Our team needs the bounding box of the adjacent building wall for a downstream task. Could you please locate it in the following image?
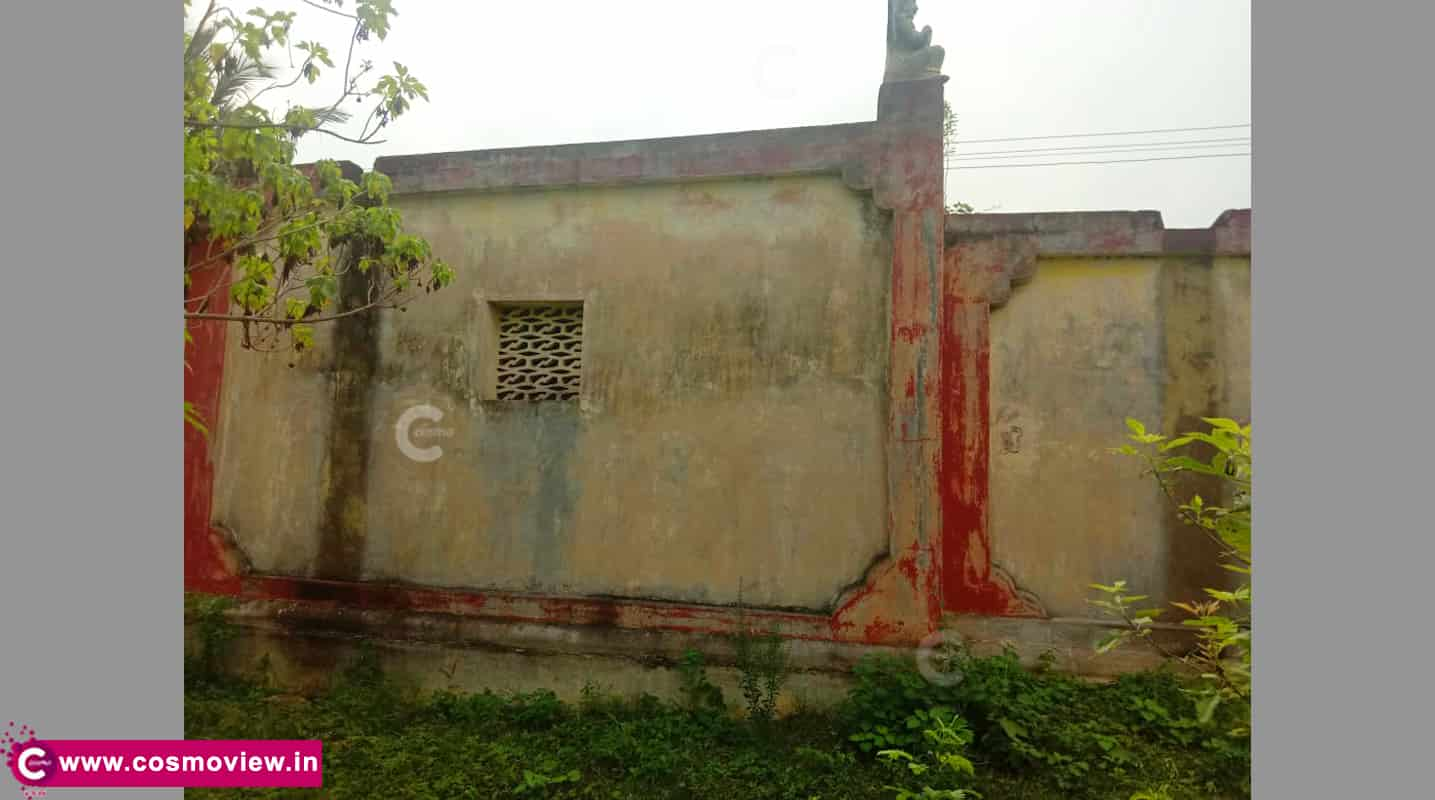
[952,211,1251,620]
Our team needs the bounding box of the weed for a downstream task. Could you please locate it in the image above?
[732,585,790,724]
[184,593,237,686]
[676,649,727,715]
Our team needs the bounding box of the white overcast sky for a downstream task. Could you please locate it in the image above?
[211,0,1251,228]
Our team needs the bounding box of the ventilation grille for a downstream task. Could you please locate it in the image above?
[494,304,584,401]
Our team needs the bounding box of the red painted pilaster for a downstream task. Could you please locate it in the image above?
[939,236,1044,617]
[184,238,242,595]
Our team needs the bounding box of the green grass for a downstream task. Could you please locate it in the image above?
[183,648,1248,800]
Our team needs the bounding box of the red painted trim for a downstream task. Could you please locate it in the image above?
[242,574,850,642]
[184,239,241,595]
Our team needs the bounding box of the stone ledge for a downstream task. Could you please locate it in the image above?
[221,597,912,677]
[202,620,856,714]
[193,599,1194,696]
[941,614,1196,680]
[945,209,1251,257]
[374,122,877,196]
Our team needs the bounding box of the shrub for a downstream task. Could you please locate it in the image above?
[839,648,1249,798]
[1091,417,1251,736]
[877,709,982,800]
[732,595,790,724]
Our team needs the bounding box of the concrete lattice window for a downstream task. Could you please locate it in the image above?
[493,303,584,401]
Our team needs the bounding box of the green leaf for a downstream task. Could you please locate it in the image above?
[286,298,310,320]
[184,402,210,437]
[1204,587,1250,603]
[1195,693,1222,723]
[292,324,315,351]
[1094,631,1128,654]
[996,718,1027,740]
[1161,456,1222,475]
[938,752,976,777]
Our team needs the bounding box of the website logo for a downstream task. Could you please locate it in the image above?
[4,724,50,799]
[4,725,322,793]
[914,629,968,687]
[395,403,453,463]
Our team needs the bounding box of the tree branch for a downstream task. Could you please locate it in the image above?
[187,303,383,326]
[183,0,220,63]
[246,56,314,106]
[184,119,386,145]
[186,204,343,274]
[299,0,357,20]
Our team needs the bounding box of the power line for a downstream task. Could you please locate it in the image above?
[947,141,1250,163]
[946,152,1250,170]
[953,123,1250,145]
[947,136,1249,160]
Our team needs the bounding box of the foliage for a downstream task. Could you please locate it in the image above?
[187,660,893,799]
[184,642,1250,800]
[1113,417,1251,568]
[182,0,453,377]
[845,656,941,754]
[733,593,791,724]
[1090,417,1252,735]
[840,649,1248,799]
[513,766,582,796]
[943,101,976,215]
[677,649,727,715]
[876,710,982,800]
[183,400,210,436]
[183,593,238,686]
[184,328,212,437]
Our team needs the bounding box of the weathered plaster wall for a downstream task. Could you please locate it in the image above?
[211,174,894,612]
[977,213,1251,618]
[988,258,1170,617]
[209,321,336,576]
[187,61,1251,686]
